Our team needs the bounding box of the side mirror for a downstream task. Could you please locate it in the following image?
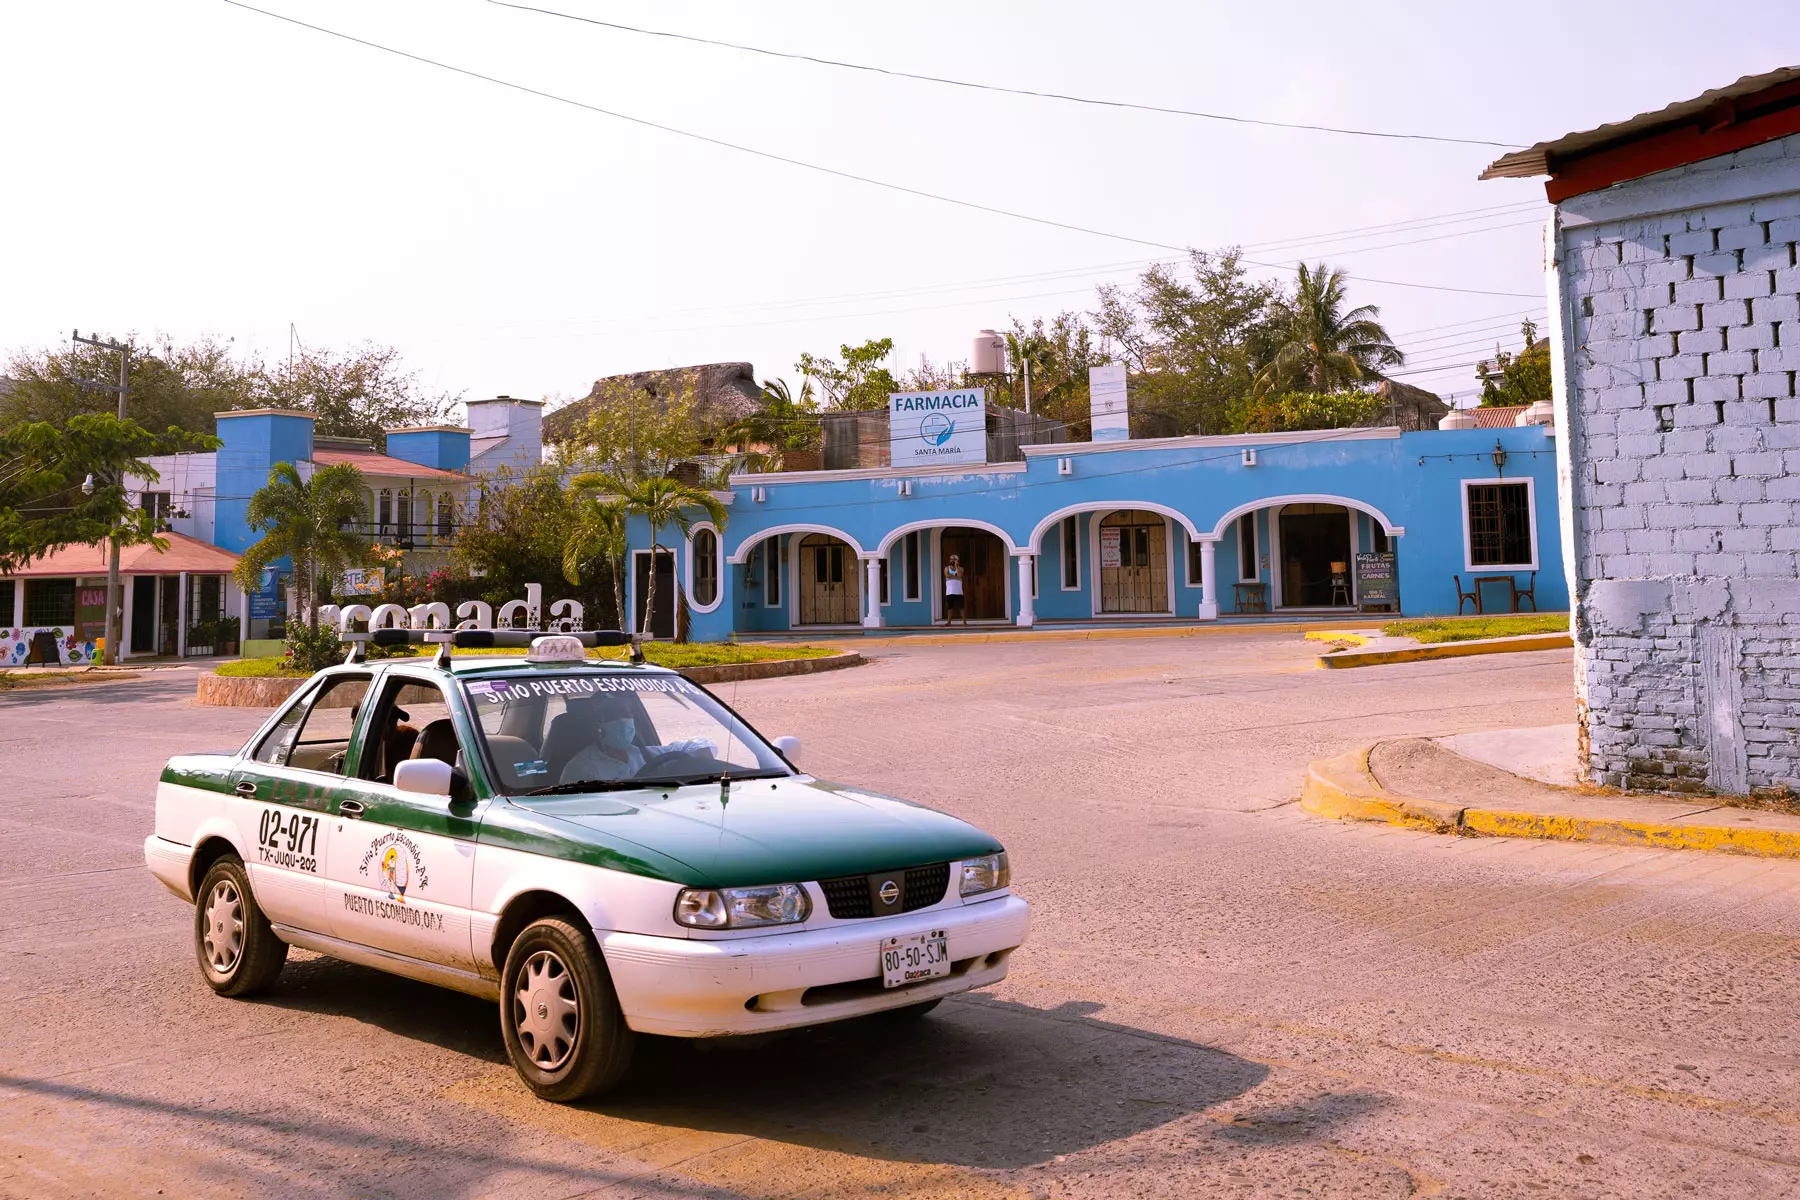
[772,735,801,759]
[395,758,453,797]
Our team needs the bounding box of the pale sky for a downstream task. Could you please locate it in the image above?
[4,2,1795,415]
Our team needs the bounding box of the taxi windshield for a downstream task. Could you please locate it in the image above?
[460,670,791,794]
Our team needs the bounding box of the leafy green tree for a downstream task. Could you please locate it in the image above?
[3,335,255,436]
[561,376,710,482]
[258,343,456,449]
[561,488,629,633]
[232,462,374,635]
[1255,263,1403,394]
[601,474,727,639]
[796,338,900,411]
[0,413,215,571]
[1002,314,1109,431]
[1093,250,1284,435]
[1477,319,1553,407]
[1229,390,1385,433]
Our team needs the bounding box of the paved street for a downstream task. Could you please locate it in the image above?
[4,631,1799,1198]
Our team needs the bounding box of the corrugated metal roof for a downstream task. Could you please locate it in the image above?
[1480,65,1800,179]
[1472,405,1528,428]
[312,448,466,480]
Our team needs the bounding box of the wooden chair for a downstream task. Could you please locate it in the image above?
[1453,575,1481,615]
[1329,562,1351,607]
[1511,573,1538,612]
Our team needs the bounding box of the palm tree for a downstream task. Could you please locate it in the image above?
[1255,263,1403,394]
[232,461,373,632]
[561,485,629,631]
[721,377,821,466]
[593,473,728,639]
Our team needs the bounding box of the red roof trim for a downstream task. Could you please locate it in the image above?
[1547,81,1800,202]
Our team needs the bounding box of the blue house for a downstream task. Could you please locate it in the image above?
[621,422,1570,641]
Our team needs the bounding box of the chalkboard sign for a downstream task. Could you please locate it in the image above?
[1355,552,1398,612]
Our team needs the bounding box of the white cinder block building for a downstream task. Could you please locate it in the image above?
[1484,67,1800,798]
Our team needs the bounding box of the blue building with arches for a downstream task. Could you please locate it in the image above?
[623,422,1570,640]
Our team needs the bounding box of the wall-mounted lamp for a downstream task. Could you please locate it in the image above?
[1241,448,1257,467]
[750,486,767,502]
[1057,457,1073,475]
[897,480,913,497]
[1491,440,1508,473]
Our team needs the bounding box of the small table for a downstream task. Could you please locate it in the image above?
[1234,582,1269,614]
[1471,575,1521,614]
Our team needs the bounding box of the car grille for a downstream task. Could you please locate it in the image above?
[818,862,951,919]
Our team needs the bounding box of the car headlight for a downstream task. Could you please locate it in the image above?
[674,883,812,929]
[959,851,1011,897]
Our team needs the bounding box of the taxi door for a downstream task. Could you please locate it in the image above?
[228,670,374,933]
[325,672,485,971]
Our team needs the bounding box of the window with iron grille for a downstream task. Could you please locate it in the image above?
[24,579,76,627]
[1061,516,1080,589]
[903,531,920,601]
[1239,515,1259,581]
[1466,482,1533,567]
[0,580,13,623]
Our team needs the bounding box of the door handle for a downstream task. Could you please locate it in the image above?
[339,799,366,819]
[235,781,257,797]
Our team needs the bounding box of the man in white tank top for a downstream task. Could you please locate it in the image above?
[943,554,967,626]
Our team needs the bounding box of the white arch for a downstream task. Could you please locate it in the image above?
[1208,493,1405,541]
[1027,501,1205,553]
[874,518,1019,558]
[727,523,866,564]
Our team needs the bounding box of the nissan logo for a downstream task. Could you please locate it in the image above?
[878,880,900,905]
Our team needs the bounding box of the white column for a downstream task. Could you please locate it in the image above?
[121,576,136,658]
[1016,554,1035,628]
[175,572,189,657]
[11,579,22,630]
[862,557,882,629]
[1198,539,1219,620]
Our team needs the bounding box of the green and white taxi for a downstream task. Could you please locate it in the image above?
[145,629,1027,1101]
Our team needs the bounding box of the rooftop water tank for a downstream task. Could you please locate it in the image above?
[971,329,1006,375]
[1438,408,1479,430]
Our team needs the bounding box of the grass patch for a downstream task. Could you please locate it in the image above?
[1380,614,1568,644]
[0,670,141,690]
[214,642,838,679]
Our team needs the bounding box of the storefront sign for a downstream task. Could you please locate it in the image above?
[75,587,107,643]
[1099,527,1123,569]
[888,389,987,467]
[248,569,283,620]
[1089,364,1129,442]
[1355,552,1398,611]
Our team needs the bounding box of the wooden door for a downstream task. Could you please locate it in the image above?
[798,535,857,624]
[939,528,1006,619]
[633,550,676,638]
[1098,511,1168,613]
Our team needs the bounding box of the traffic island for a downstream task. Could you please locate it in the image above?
[1302,734,1800,860]
[196,648,864,706]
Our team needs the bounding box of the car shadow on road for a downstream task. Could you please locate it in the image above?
[586,996,1276,1171]
[254,958,1294,1173]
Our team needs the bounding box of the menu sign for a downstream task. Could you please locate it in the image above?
[75,586,108,643]
[1099,527,1122,568]
[1355,553,1398,611]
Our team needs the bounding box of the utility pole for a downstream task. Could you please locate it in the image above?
[72,330,132,667]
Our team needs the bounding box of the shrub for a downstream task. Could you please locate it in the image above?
[284,621,346,674]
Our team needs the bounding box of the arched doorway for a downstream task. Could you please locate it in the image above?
[937,526,1008,620]
[1275,503,1353,608]
[1098,510,1169,613]
[797,533,858,624]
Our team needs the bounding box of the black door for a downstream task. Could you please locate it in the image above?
[158,576,180,655]
[634,550,676,639]
[131,576,156,656]
[1278,506,1351,607]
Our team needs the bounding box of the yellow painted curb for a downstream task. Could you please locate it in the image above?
[761,618,1372,650]
[1302,743,1800,860]
[1305,630,1371,646]
[1316,633,1572,669]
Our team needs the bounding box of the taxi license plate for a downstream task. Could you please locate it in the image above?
[881,929,949,988]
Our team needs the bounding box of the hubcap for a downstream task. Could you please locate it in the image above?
[202,878,245,976]
[513,950,579,1071]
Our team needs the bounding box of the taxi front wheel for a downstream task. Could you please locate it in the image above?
[500,918,636,1102]
[194,857,288,997]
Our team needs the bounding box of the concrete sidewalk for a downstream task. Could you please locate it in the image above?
[1303,727,1800,859]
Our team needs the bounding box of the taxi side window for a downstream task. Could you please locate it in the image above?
[361,676,464,784]
[254,675,371,774]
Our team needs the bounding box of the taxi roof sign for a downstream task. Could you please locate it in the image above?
[527,634,587,663]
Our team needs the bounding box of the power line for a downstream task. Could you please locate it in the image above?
[485,0,1525,149]
[218,2,1542,301]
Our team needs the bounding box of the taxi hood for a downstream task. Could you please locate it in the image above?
[511,776,1001,887]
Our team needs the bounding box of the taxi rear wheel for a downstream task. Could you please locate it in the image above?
[194,857,288,997]
[500,918,635,1102]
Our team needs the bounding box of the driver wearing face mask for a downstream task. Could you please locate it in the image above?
[559,709,647,784]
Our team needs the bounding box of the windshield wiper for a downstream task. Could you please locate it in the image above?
[647,769,790,788]
[522,778,650,797]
